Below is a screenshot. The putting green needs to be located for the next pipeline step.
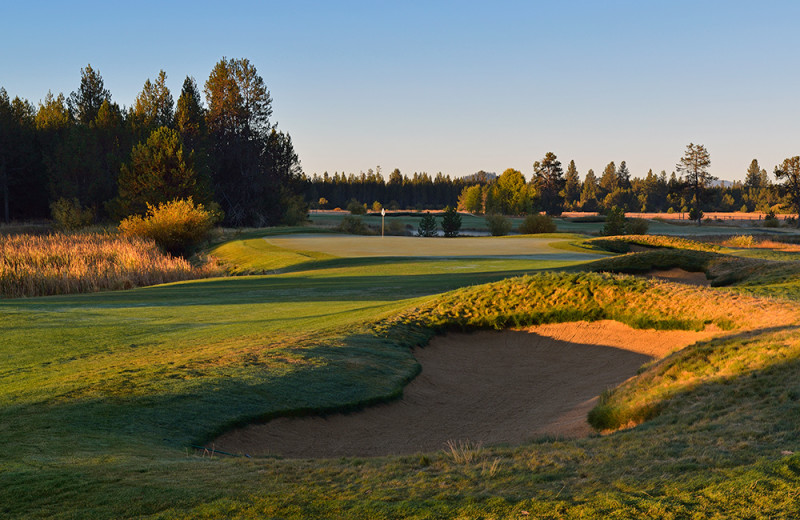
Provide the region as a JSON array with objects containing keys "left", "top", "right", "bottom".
[{"left": 266, "top": 234, "right": 595, "bottom": 259}]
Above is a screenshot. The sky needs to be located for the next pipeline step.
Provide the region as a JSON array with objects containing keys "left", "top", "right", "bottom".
[{"left": 2, "top": 0, "right": 799, "bottom": 182}]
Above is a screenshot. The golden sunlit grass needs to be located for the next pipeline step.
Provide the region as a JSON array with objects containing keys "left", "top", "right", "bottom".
[
  {"left": 0, "top": 232, "right": 224, "bottom": 298},
  {"left": 585, "top": 234, "right": 722, "bottom": 253}
]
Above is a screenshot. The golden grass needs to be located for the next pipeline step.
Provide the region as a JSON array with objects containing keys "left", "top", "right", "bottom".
[
  {"left": 0, "top": 232, "right": 224, "bottom": 298},
  {"left": 723, "top": 234, "right": 800, "bottom": 251}
]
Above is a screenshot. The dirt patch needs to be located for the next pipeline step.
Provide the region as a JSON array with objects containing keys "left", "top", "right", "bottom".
[
  {"left": 643, "top": 268, "right": 711, "bottom": 286},
  {"left": 213, "top": 321, "right": 717, "bottom": 459}
]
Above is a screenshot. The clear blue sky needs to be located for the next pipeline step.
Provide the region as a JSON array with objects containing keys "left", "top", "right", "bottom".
[{"left": 3, "top": 0, "right": 799, "bottom": 182}]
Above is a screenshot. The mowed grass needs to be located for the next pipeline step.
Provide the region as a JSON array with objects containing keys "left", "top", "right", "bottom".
[{"left": 3, "top": 233, "right": 800, "bottom": 518}]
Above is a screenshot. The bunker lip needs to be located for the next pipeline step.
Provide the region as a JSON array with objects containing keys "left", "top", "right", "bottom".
[{"left": 213, "top": 321, "right": 718, "bottom": 459}]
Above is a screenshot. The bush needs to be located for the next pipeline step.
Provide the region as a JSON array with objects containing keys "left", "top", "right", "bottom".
[
  {"left": 417, "top": 213, "right": 437, "bottom": 237},
  {"left": 441, "top": 206, "right": 462, "bottom": 237},
  {"left": 519, "top": 214, "right": 556, "bottom": 234},
  {"left": 625, "top": 218, "right": 649, "bottom": 235},
  {"left": 338, "top": 215, "right": 372, "bottom": 235},
  {"left": 385, "top": 220, "right": 408, "bottom": 236},
  {"left": 347, "top": 199, "right": 367, "bottom": 215},
  {"left": 281, "top": 193, "right": 309, "bottom": 226},
  {"left": 726, "top": 235, "right": 754, "bottom": 248},
  {"left": 119, "top": 198, "right": 219, "bottom": 257},
  {"left": 485, "top": 214, "right": 511, "bottom": 236},
  {"left": 50, "top": 198, "right": 94, "bottom": 231},
  {"left": 764, "top": 210, "right": 779, "bottom": 228}
]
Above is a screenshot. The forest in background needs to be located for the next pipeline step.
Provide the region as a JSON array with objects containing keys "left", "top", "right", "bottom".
[
  {"left": 302, "top": 157, "right": 783, "bottom": 218},
  {"left": 1, "top": 61, "right": 797, "bottom": 227},
  {"left": 0, "top": 58, "right": 304, "bottom": 227}
]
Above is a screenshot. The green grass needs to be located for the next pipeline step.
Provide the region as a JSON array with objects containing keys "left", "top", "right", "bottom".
[{"left": 4, "top": 232, "right": 800, "bottom": 518}]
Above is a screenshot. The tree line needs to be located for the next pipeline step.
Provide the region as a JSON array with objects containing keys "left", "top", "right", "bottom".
[
  {"left": 302, "top": 168, "right": 478, "bottom": 211},
  {"left": 301, "top": 150, "right": 800, "bottom": 221},
  {"left": 0, "top": 58, "right": 304, "bottom": 226}
]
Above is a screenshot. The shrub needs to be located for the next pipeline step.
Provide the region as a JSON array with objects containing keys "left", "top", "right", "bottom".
[
  {"left": 385, "top": 220, "right": 407, "bottom": 236},
  {"left": 763, "top": 210, "right": 779, "bottom": 228},
  {"left": 485, "top": 214, "right": 511, "bottom": 236},
  {"left": 347, "top": 199, "right": 367, "bottom": 215},
  {"left": 625, "top": 218, "right": 649, "bottom": 235},
  {"left": 519, "top": 214, "right": 556, "bottom": 234},
  {"left": 338, "top": 215, "right": 372, "bottom": 235},
  {"left": 372, "top": 201, "right": 383, "bottom": 212},
  {"left": 50, "top": 198, "right": 94, "bottom": 231},
  {"left": 281, "top": 193, "right": 309, "bottom": 226},
  {"left": 119, "top": 198, "right": 219, "bottom": 257},
  {"left": 441, "top": 206, "right": 462, "bottom": 237},
  {"left": 417, "top": 213, "right": 438, "bottom": 237},
  {"left": 688, "top": 207, "right": 703, "bottom": 222},
  {"left": 725, "top": 235, "right": 755, "bottom": 248}
]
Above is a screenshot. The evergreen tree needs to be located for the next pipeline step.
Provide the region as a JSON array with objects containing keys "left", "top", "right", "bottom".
[
  {"left": 417, "top": 212, "right": 437, "bottom": 237},
  {"left": 676, "top": 143, "right": 714, "bottom": 225},
  {"left": 532, "top": 152, "right": 565, "bottom": 215},
  {"left": 616, "top": 161, "right": 632, "bottom": 189},
  {"left": 563, "top": 160, "right": 581, "bottom": 210},
  {"left": 0, "top": 90, "right": 45, "bottom": 221},
  {"left": 131, "top": 70, "right": 174, "bottom": 138},
  {"left": 117, "top": 126, "right": 205, "bottom": 216},
  {"left": 205, "top": 57, "right": 292, "bottom": 226},
  {"left": 68, "top": 64, "right": 110, "bottom": 125},
  {"left": 441, "top": 205, "right": 462, "bottom": 237},
  {"left": 579, "top": 169, "right": 599, "bottom": 212},
  {"left": 774, "top": 156, "right": 800, "bottom": 228},
  {"left": 745, "top": 159, "right": 763, "bottom": 189},
  {"left": 598, "top": 161, "right": 618, "bottom": 202}
]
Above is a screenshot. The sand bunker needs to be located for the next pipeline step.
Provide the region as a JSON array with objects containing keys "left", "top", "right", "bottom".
[
  {"left": 214, "top": 321, "right": 716, "bottom": 459},
  {"left": 643, "top": 268, "right": 710, "bottom": 286}
]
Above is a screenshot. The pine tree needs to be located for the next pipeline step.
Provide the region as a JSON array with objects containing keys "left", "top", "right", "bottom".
[
  {"left": 774, "top": 157, "right": 800, "bottom": 228},
  {"left": 676, "top": 143, "right": 714, "bottom": 225},
  {"left": 616, "top": 161, "right": 631, "bottom": 190},
  {"left": 417, "top": 212, "right": 437, "bottom": 237},
  {"left": 441, "top": 205, "right": 462, "bottom": 237},
  {"left": 563, "top": 160, "right": 581, "bottom": 210},
  {"left": 68, "top": 64, "right": 110, "bottom": 125},
  {"left": 532, "top": 152, "right": 565, "bottom": 215},
  {"left": 117, "top": 126, "right": 204, "bottom": 217},
  {"left": 131, "top": 70, "right": 174, "bottom": 137},
  {"left": 579, "top": 169, "right": 599, "bottom": 212}
]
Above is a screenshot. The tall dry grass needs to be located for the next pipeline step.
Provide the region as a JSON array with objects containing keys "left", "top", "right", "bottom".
[{"left": 0, "top": 232, "right": 224, "bottom": 298}]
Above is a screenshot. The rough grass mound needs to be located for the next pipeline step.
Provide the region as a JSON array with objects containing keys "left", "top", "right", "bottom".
[
  {"left": 383, "top": 272, "right": 760, "bottom": 336},
  {"left": 586, "top": 234, "right": 720, "bottom": 254}
]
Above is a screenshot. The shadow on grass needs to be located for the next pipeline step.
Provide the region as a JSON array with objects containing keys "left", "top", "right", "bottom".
[{"left": 5, "top": 268, "right": 560, "bottom": 308}]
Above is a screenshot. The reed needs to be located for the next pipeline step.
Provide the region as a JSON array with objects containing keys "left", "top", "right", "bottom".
[{"left": 0, "top": 232, "right": 224, "bottom": 298}]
